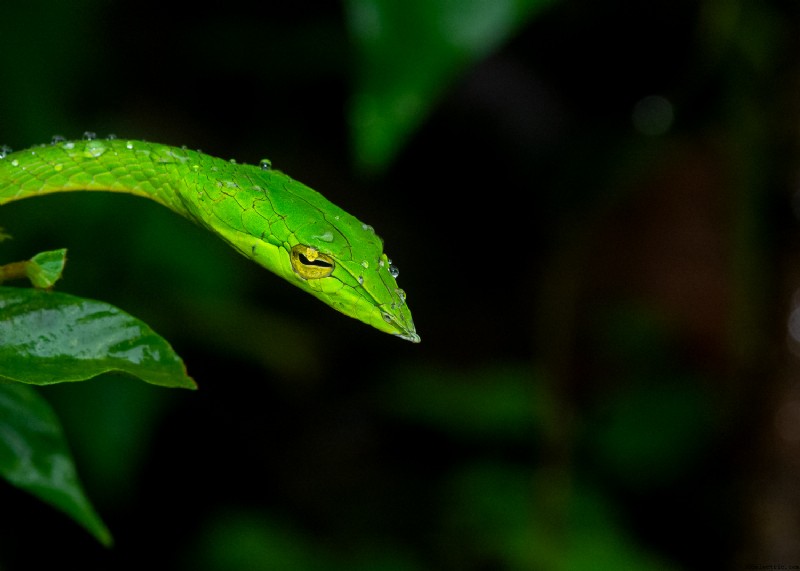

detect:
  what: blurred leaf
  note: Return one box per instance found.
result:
[186,509,426,571]
[345,0,557,174]
[44,376,176,506]
[0,382,111,546]
[186,511,324,571]
[589,377,716,489]
[565,485,678,571]
[589,304,718,488]
[440,463,678,570]
[382,363,551,440]
[0,286,196,389]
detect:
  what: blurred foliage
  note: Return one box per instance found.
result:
[0,0,798,570]
[345,0,556,174]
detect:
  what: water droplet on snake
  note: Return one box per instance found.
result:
[84,140,107,158]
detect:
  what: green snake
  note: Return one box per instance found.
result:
[0,135,419,343]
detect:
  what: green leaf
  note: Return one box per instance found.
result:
[345,0,557,174]
[0,248,67,288]
[0,286,196,389]
[0,382,112,545]
[27,248,68,288]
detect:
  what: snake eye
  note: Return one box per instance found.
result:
[291,244,335,279]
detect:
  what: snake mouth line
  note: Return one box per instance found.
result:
[397,330,421,343]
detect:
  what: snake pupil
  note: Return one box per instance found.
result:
[299,253,332,268]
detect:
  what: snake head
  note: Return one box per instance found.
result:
[287,220,420,343]
[217,166,420,343]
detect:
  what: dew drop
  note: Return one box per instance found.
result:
[82,131,97,140]
[361,260,369,269]
[62,141,75,150]
[125,141,134,150]
[229,158,237,164]
[84,140,107,158]
[50,135,65,145]
[391,289,407,309]
[10,159,19,167]
[389,265,399,278]
[362,223,374,233]
[259,159,272,170]
[358,276,364,285]
[0,146,10,159]
[106,133,117,140]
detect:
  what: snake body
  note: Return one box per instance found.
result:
[0,137,419,342]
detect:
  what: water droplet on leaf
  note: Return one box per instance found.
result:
[259,159,272,170]
[82,131,96,140]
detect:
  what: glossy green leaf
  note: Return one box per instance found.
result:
[0,382,112,545]
[345,0,557,174]
[0,286,196,389]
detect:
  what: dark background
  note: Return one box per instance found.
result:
[2,1,800,569]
